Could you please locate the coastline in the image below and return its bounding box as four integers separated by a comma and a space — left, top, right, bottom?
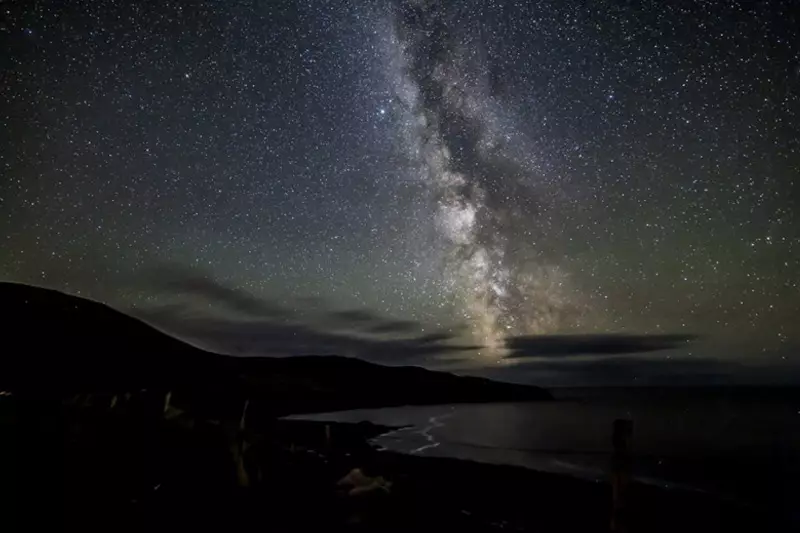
2, 394, 789, 532
274, 418, 780, 532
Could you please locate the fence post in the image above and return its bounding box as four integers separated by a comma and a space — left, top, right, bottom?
611, 419, 633, 532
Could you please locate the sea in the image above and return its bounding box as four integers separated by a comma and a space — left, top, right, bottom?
292, 387, 800, 521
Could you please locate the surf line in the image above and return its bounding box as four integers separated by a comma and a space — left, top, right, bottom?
411, 413, 452, 454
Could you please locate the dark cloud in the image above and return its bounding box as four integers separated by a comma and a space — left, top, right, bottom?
139, 303, 475, 365
327, 311, 424, 335
415, 332, 454, 344
133, 265, 475, 365
142, 264, 434, 336
480, 355, 740, 387
140, 264, 288, 320
366, 320, 421, 334
504, 334, 697, 358
331, 309, 379, 324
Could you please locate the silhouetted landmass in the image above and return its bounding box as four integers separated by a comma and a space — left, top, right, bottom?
0, 282, 551, 416
2, 282, 784, 532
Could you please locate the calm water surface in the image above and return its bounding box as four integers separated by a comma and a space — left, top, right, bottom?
294, 387, 800, 516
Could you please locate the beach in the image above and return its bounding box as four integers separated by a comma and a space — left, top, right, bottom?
3, 393, 786, 532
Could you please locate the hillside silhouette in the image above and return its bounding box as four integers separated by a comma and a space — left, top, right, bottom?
0, 282, 550, 416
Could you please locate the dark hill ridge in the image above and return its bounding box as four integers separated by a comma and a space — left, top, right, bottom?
0, 282, 551, 415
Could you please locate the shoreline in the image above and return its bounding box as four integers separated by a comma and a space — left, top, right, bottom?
275, 418, 785, 532
2, 395, 791, 532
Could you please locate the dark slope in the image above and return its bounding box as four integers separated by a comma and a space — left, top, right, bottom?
0, 282, 550, 415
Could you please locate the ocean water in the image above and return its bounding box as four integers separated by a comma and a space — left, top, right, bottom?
293, 387, 800, 517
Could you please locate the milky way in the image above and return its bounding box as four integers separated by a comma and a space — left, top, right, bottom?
386, 1, 580, 353
1, 0, 798, 380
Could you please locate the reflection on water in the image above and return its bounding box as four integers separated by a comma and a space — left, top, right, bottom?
293, 388, 800, 511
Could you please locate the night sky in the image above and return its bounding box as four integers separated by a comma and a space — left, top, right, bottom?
2, 1, 799, 385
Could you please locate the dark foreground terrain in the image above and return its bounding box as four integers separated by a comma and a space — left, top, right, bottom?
1, 394, 781, 532
0, 282, 787, 531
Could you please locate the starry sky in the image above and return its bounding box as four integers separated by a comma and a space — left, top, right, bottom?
2, 0, 799, 385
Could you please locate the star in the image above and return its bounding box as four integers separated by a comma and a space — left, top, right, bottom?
1, 0, 797, 383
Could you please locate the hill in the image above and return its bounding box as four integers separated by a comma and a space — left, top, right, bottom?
0, 282, 551, 416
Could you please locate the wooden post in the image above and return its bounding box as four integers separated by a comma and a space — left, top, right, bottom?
163, 391, 172, 414
233, 399, 251, 488
239, 399, 249, 431
611, 419, 633, 532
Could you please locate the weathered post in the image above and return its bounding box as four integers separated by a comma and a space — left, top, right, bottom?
611, 419, 633, 532
163, 391, 172, 415
232, 399, 251, 487
239, 399, 249, 431
325, 423, 332, 450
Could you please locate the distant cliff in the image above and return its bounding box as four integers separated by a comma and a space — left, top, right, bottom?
0, 282, 551, 415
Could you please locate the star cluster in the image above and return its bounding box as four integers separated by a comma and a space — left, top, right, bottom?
1, 1, 798, 372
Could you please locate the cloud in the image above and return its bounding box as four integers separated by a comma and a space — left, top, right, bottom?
330, 309, 379, 324
367, 319, 423, 334
142, 264, 435, 336
504, 334, 698, 358
468, 335, 800, 386
139, 304, 475, 365
133, 264, 475, 365
140, 263, 288, 320
479, 355, 739, 387
327, 310, 419, 334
